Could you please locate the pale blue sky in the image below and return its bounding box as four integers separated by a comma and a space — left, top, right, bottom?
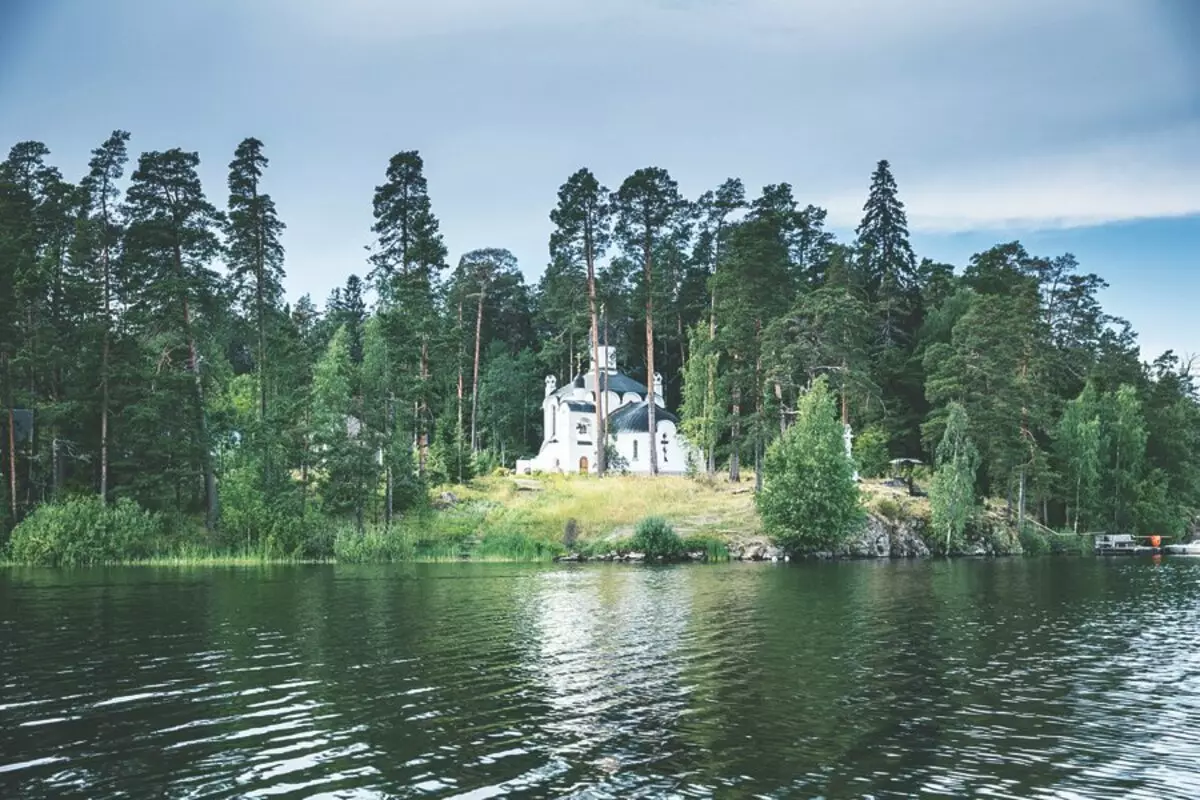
2, 0, 1197, 361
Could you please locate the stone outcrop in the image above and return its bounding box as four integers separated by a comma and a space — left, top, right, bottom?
838, 513, 932, 558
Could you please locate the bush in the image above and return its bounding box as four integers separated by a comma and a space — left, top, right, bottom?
629, 516, 685, 561
1018, 525, 1050, 556
872, 496, 903, 522
9, 495, 163, 565
476, 524, 561, 560
758, 378, 864, 554
853, 426, 891, 479
563, 518, 580, 550
219, 466, 332, 558
680, 533, 729, 561
332, 523, 415, 563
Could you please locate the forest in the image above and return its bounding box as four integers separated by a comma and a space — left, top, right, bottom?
2, 132, 1198, 561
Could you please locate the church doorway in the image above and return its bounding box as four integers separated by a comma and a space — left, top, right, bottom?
578, 456, 589, 474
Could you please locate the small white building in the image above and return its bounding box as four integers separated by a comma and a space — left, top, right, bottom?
517, 345, 695, 475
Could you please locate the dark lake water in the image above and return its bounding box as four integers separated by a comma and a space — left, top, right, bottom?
3, 559, 1200, 799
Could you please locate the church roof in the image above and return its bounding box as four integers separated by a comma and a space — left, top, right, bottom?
607, 400, 679, 434
553, 370, 648, 400
565, 401, 595, 413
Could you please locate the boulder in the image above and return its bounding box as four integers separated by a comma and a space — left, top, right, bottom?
433, 491, 458, 509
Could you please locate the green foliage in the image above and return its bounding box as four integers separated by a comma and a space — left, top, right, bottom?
629, 516, 685, 561
872, 496, 903, 522
757, 377, 864, 554
5, 134, 1200, 561
929, 402, 980, 554
680, 533, 729, 560
9, 496, 162, 566
428, 402, 475, 486
853, 425, 891, 479
1017, 525, 1051, 556
1057, 383, 1102, 531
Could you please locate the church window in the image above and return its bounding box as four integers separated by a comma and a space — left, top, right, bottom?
633, 440, 638, 461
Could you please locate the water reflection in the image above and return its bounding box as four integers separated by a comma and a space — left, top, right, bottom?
1, 560, 1200, 798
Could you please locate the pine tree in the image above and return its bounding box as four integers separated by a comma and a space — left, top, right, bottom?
549, 168, 611, 474
368, 151, 447, 478
122, 148, 224, 528
226, 137, 285, 434
79, 131, 130, 502
612, 168, 687, 476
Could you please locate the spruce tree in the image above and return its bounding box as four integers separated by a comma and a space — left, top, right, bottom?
855, 159, 917, 345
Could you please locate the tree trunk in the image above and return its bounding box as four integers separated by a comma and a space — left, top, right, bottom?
300, 405, 310, 516
176, 243, 219, 531
470, 280, 486, 453
1017, 466, 1026, 535
587, 240, 605, 477
1073, 474, 1081, 533
418, 338, 429, 478
456, 297, 465, 481
385, 395, 394, 527
729, 382, 741, 482
644, 234, 658, 476
5, 353, 16, 523
254, 180, 269, 489
183, 295, 219, 531
100, 293, 110, 501
754, 318, 763, 491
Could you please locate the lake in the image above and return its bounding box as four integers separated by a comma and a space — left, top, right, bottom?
2, 559, 1200, 798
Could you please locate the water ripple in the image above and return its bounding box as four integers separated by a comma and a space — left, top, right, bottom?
3, 560, 1200, 797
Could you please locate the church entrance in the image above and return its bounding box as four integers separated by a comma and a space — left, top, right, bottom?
578, 456, 589, 475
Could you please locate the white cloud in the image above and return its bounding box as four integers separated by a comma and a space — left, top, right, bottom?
272, 0, 1197, 233
819, 123, 1200, 232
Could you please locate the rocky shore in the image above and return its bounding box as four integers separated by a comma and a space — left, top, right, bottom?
553, 508, 1025, 563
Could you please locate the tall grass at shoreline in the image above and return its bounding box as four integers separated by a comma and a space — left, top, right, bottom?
1, 474, 756, 567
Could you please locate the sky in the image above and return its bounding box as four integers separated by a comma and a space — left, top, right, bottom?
2, 0, 1198, 362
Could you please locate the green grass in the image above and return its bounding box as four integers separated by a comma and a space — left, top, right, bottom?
1, 474, 759, 566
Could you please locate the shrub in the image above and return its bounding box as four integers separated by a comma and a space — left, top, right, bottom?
853, 426, 891, 479
872, 496, 903, 522
9, 495, 163, 566
332, 523, 414, 563
563, 518, 580, 550
680, 533, 729, 561
757, 377, 864, 554
629, 516, 685, 561
1018, 525, 1050, 556
476, 524, 561, 560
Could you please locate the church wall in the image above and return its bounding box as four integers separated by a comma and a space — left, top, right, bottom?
611, 420, 693, 475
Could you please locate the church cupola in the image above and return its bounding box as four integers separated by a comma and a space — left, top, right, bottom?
590, 344, 617, 374
653, 372, 663, 397
544, 375, 557, 397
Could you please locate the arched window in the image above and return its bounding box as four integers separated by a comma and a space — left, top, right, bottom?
633, 440, 639, 461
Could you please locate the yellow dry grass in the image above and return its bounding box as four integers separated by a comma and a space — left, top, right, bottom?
442, 472, 762, 542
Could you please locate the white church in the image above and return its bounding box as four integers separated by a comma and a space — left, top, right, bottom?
517, 345, 696, 476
